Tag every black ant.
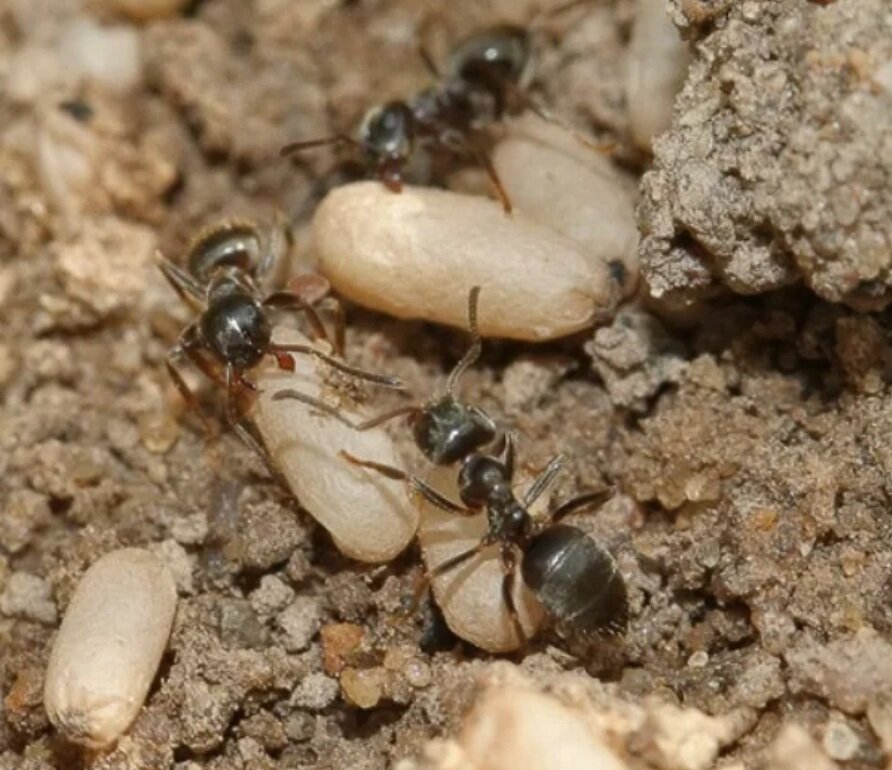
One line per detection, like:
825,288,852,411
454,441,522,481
280,23,587,214
157,220,404,457
273,287,628,643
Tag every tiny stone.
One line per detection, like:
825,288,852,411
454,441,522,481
149,539,194,594
404,659,432,689
340,667,385,709
383,646,413,672
0,572,57,625
217,598,268,649
320,623,365,675
171,512,208,546
276,597,321,652
138,411,180,454
291,672,339,711
687,651,709,668
0,490,50,553
822,720,859,761
283,712,314,742
250,576,295,617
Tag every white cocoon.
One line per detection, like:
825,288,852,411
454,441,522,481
43,548,177,749
493,118,639,294
251,330,418,563
313,182,619,342
625,0,690,150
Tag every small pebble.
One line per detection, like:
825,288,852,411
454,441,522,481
340,667,386,710
250,575,295,617
404,659,433,689
687,651,709,668
276,597,321,652
291,672,339,711
320,623,365,675
822,720,859,761
138,411,180,454
0,572,57,625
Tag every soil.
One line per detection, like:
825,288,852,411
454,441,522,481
1,1,891,769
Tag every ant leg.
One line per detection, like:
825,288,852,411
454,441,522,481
466,139,513,214
223,364,273,462
166,324,219,436
500,545,527,646
407,536,494,613
512,88,616,156
502,431,517,481
262,291,330,344
280,133,359,158
417,43,441,78
547,488,614,525
339,450,474,515
269,342,405,388
156,254,205,307
315,296,346,357
272,389,419,431
522,453,567,508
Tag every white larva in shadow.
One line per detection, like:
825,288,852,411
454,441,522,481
492,115,640,297
625,0,691,151
43,548,177,749
250,329,419,563
417,466,545,653
312,181,621,342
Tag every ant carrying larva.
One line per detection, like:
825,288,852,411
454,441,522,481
274,287,628,651
157,219,404,459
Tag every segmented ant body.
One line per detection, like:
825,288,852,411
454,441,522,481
158,221,403,456
280,25,541,213
274,287,628,643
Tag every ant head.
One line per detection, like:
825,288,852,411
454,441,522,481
457,453,510,508
358,101,416,168
413,397,497,466
187,222,263,285
447,25,533,92
201,292,271,370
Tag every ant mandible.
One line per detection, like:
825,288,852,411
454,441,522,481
157,220,404,458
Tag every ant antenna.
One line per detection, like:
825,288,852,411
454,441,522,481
280,133,359,157
445,286,482,395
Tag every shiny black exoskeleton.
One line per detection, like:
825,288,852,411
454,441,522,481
279,25,540,212
158,221,403,456
274,286,502,472
274,286,628,644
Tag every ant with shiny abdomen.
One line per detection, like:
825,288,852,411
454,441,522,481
157,220,405,458
280,22,595,215
274,286,628,644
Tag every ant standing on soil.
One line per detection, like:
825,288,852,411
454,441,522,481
280,22,586,214
274,287,629,644
157,220,404,458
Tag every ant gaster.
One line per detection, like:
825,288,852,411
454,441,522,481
274,287,628,643
158,220,404,457
279,24,547,213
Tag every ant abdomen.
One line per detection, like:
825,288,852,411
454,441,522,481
187,222,264,284
446,24,533,95
521,524,628,637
